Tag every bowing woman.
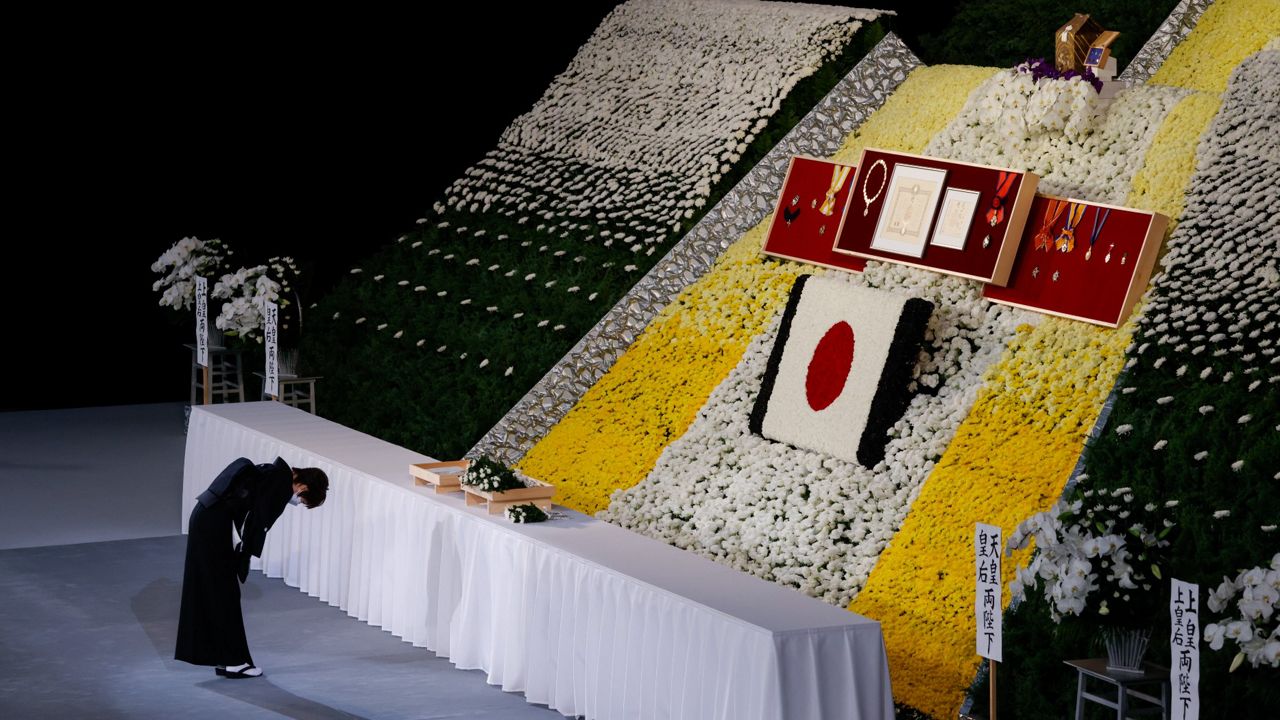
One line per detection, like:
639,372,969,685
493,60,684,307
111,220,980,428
175,456,328,679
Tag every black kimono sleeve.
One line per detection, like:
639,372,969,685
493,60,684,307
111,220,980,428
234,457,295,583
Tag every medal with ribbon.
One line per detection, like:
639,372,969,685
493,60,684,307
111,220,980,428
1033,199,1068,252
819,164,853,216
984,171,1016,227
1054,202,1086,253
1085,206,1110,260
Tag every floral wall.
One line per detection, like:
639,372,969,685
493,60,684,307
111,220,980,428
517,1,1279,716
303,0,890,458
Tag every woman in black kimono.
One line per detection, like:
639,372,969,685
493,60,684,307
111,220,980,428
175,456,328,678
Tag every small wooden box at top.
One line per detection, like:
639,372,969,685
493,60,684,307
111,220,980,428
410,460,469,494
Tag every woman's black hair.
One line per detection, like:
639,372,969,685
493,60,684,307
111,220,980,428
294,467,329,508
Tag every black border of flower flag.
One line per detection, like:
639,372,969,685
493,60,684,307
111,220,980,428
749,274,934,467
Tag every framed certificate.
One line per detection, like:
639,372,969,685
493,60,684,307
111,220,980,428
930,187,980,250
833,147,1039,286
870,163,947,258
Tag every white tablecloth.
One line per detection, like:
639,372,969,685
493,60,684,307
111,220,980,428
183,402,893,720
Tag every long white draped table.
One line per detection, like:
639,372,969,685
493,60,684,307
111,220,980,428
183,402,893,720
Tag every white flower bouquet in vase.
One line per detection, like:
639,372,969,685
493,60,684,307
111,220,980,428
211,257,306,376
151,236,231,346
1007,483,1176,673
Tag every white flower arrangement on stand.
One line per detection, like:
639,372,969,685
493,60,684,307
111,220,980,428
150,236,230,311
1204,552,1280,670
1006,486,1174,626
211,257,301,343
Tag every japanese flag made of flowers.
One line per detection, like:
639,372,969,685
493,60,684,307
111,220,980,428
749,275,932,466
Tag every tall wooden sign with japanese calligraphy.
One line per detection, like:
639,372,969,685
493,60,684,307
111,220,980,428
195,276,211,404
264,301,279,399
1170,579,1200,720
976,523,1002,719
976,523,1003,661
195,276,209,367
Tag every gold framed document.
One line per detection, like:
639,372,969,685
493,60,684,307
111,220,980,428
870,163,948,258
930,187,980,251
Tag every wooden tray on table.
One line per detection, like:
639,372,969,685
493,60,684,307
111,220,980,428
409,460,469,494
462,478,556,516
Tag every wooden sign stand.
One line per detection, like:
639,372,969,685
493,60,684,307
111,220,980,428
990,658,998,720
202,367,211,405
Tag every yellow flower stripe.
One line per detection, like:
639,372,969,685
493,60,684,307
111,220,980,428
851,56,1230,720
831,65,997,166
518,66,992,515
850,317,1136,718
1150,0,1280,93
519,227,802,515
1126,92,1222,222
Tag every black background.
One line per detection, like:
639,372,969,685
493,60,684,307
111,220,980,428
3,6,621,410
3,2,956,412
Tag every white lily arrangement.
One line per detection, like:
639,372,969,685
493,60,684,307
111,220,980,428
150,236,230,311
211,257,301,342
1007,485,1174,625
1204,552,1280,670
